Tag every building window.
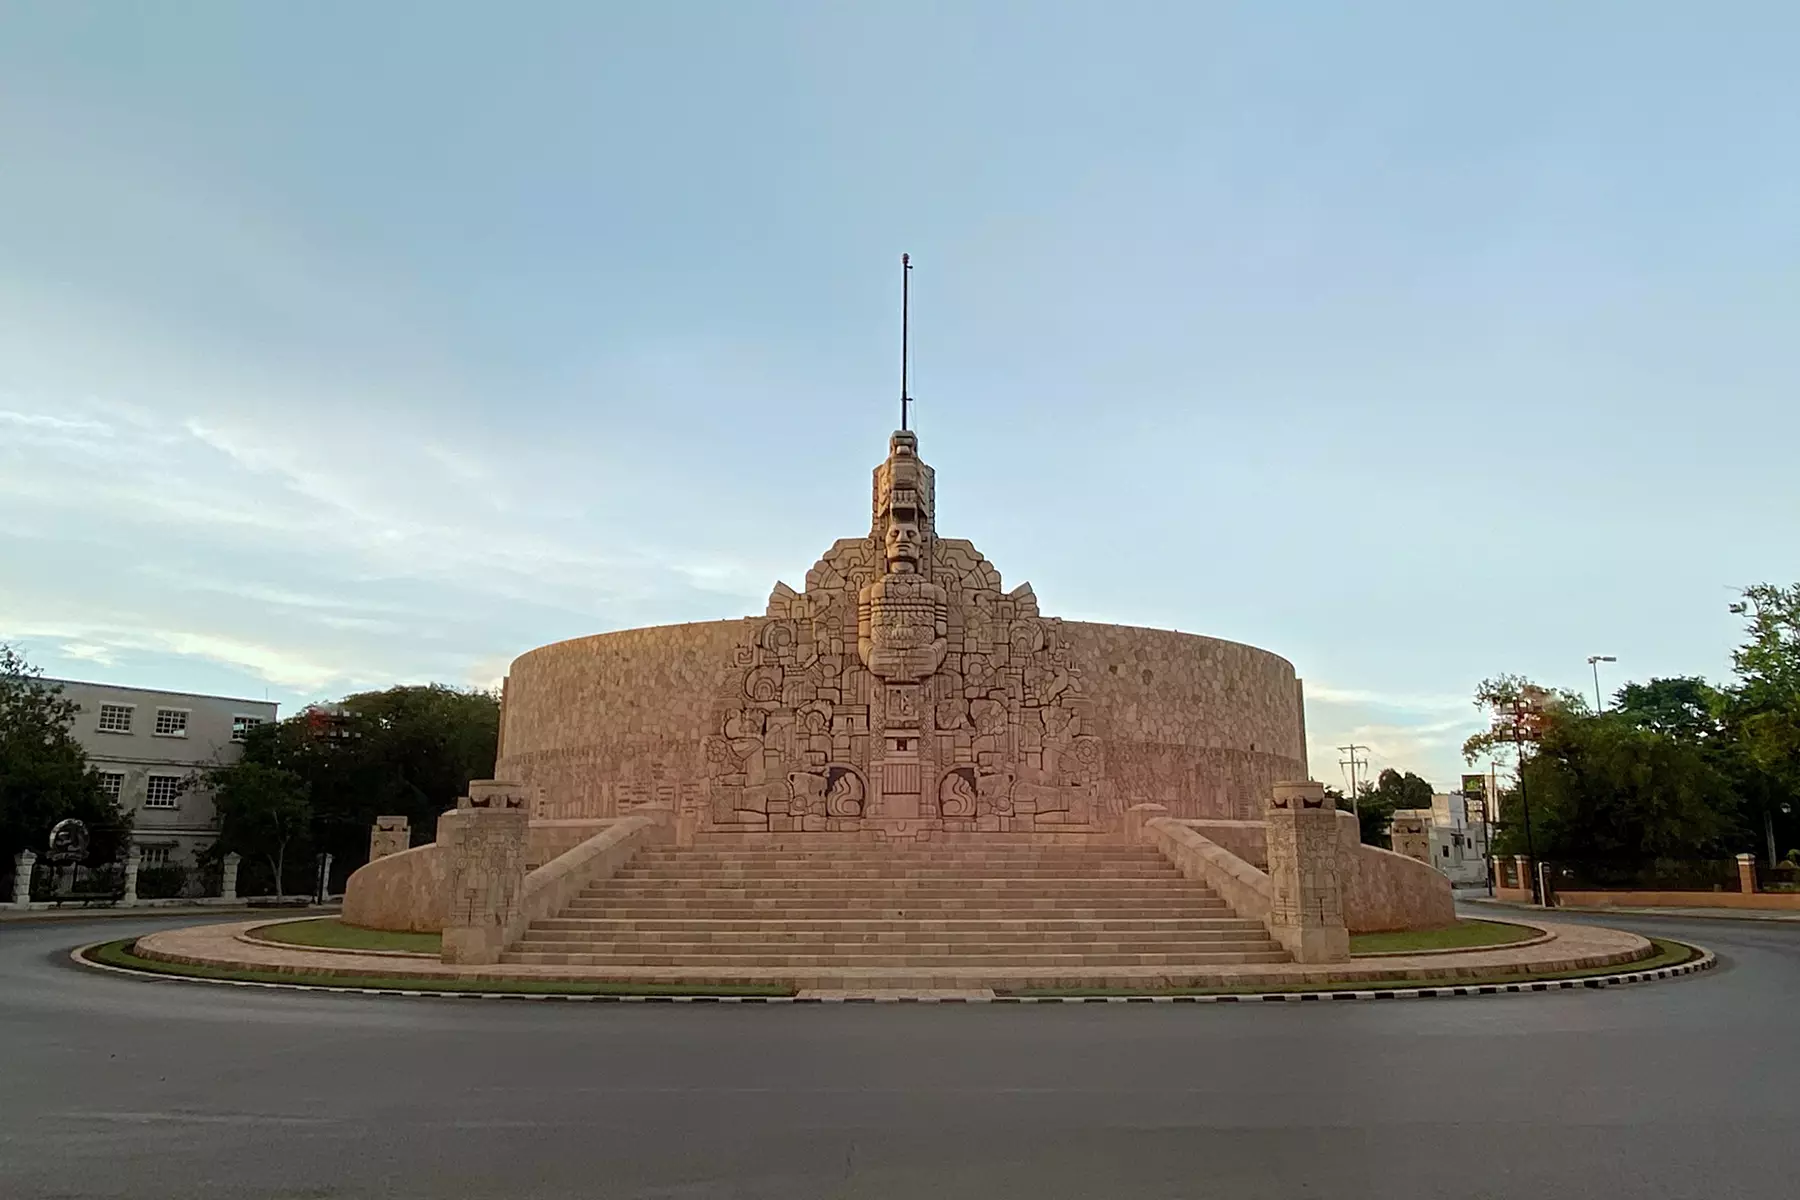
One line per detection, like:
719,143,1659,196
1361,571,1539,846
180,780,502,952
139,846,172,869
99,772,124,800
153,708,190,737
97,704,134,734
231,715,264,742
144,775,184,808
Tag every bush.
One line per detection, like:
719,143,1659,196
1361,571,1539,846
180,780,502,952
136,865,188,900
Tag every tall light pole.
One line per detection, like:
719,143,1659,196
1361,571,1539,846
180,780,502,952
1587,655,1617,712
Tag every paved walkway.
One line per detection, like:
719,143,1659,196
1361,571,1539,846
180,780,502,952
1,903,338,924
126,916,1653,991
1466,896,1800,923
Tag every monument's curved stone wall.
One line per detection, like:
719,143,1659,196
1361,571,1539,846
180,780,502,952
492,430,1308,837
496,620,751,820
495,619,1306,830
1060,623,1306,820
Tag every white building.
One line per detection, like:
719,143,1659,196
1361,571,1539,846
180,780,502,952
1390,792,1492,887
51,679,280,868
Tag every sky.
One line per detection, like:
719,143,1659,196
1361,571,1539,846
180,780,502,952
2,2,1796,792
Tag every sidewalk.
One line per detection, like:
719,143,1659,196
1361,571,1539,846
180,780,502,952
1464,895,1800,924
1,902,340,925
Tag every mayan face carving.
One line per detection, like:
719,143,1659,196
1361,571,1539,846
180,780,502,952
858,431,948,683
704,428,1110,835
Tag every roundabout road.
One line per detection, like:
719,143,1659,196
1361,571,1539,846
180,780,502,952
2,910,1796,1200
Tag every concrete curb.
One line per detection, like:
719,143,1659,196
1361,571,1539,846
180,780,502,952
238,920,437,960
70,940,1716,1004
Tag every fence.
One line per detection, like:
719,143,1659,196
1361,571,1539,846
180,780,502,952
1546,859,1742,896
29,860,125,905
1756,863,1800,894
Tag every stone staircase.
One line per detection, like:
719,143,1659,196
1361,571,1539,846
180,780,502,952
501,839,1288,985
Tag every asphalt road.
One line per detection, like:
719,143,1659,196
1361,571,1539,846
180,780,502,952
2,911,1795,1200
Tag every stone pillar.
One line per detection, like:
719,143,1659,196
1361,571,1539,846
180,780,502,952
439,785,532,965
1513,856,1532,898
11,850,34,909
368,816,410,862
1125,802,1169,846
221,852,241,902
121,845,142,908
1263,780,1349,963
1736,853,1757,894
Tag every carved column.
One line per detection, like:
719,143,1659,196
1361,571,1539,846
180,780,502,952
121,845,141,908
1264,780,1349,963
368,816,411,862
11,850,34,909
221,852,241,901
439,783,532,965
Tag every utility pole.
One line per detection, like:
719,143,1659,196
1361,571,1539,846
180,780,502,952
1510,698,1540,903
1337,743,1370,814
1587,654,1616,713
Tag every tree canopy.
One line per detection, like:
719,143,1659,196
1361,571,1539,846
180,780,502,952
1355,768,1435,845
214,683,500,886
211,762,311,896
1465,584,1800,864
0,643,126,870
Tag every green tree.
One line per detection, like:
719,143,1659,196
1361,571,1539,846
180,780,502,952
211,762,311,896
0,643,128,874
1613,676,1726,742
1471,681,1743,861
239,685,499,879
1722,584,1800,860
1357,768,1434,845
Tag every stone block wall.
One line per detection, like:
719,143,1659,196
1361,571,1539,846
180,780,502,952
493,618,1307,836
489,432,1308,839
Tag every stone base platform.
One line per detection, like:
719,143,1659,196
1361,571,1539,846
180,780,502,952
129,918,1655,993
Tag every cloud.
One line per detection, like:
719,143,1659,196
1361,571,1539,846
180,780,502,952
1304,682,1471,713
3,614,365,691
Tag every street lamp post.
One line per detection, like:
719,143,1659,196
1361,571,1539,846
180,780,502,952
1587,655,1617,712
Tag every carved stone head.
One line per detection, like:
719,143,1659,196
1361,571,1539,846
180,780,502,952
872,430,934,575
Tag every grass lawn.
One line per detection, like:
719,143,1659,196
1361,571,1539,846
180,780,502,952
1349,919,1538,957
84,939,796,997
253,917,441,955
1000,938,1700,998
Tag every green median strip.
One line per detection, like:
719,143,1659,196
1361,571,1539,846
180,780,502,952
1349,918,1539,956
251,917,442,955
998,939,1700,998
82,939,795,997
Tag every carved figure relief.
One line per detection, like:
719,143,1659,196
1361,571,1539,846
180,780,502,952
699,430,1115,836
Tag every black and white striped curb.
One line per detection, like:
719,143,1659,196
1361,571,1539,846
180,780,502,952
71,942,1715,1003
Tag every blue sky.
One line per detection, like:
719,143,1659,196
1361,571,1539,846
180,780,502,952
2,2,1795,790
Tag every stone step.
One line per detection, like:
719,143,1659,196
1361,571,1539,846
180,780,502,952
568,899,1231,921
499,948,1292,968
533,916,1266,934
613,865,1184,880
686,833,1121,847
578,893,1214,908
584,881,1214,898
518,932,1278,953
635,848,1167,861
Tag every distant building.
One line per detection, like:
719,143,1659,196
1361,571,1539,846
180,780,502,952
50,679,280,868
1390,792,1491,887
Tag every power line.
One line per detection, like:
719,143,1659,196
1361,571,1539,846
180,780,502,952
1337,742,1370,813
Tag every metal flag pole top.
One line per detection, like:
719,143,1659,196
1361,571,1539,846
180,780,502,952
900,253,912,431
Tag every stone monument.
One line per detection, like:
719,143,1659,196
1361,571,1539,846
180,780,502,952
492,427,1312,839
439,785,533,965
1263,779,1349,963
368,816,411,863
